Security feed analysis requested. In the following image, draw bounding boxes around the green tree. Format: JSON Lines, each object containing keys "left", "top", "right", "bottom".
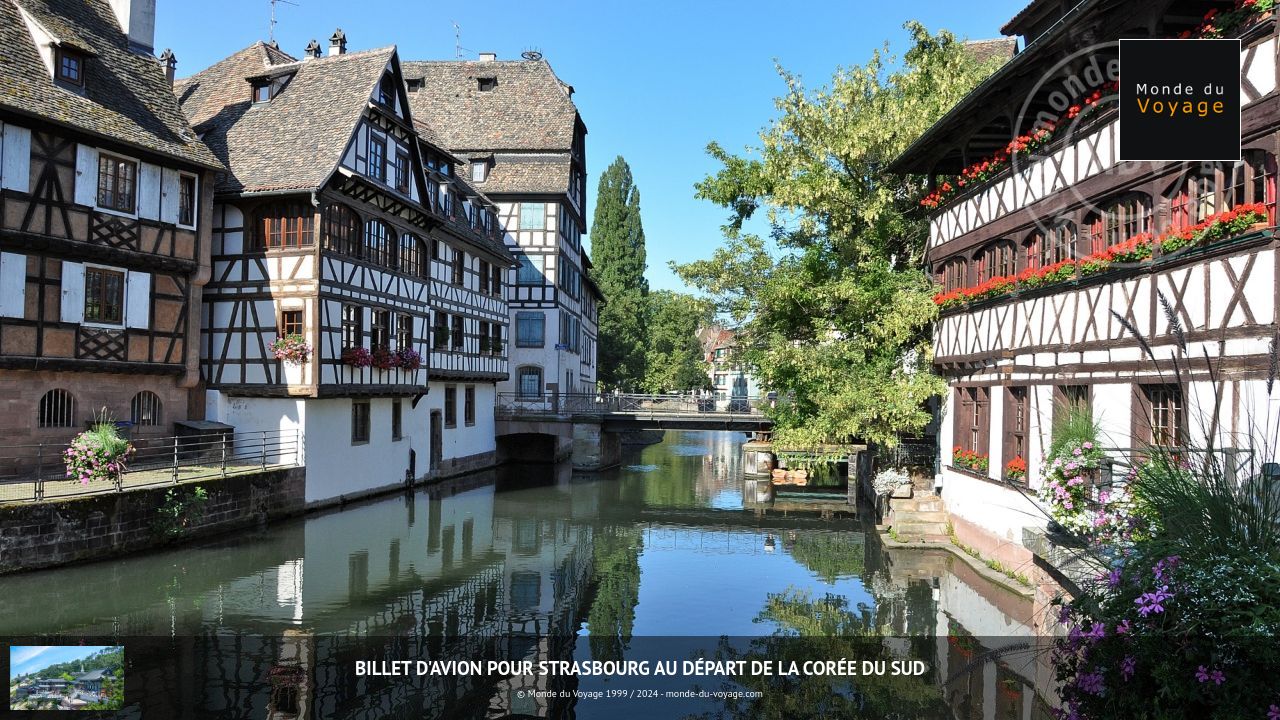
{"left": 674, "top": 23, "right": 1004, "bottom": 447}
{"left": 591, "top": 156, "right": 650, "bottom": 390}
{"left": 642, "top": 290, "right": 713, "bottom": 393}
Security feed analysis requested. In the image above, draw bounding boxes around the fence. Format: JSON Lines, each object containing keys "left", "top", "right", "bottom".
{"left": 495, "top": 392, "right": 771, "bottom": 418}
{"left": 0, "top": 429, "right": 303, "bottom": 503}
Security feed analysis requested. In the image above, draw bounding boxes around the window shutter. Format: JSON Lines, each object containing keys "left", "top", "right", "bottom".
{"left": 1171, "top": 188, "right": 1189, "bottom": 228}
{"left": 60, "top": 261, "right": 84, "bottom": 324}
{"left": 73, "top": 143, "right": 98, "bottom": 206}
{"left": 0, "top": 252, "right": 26, "bottom": 318}
{"left": 1, "top": 124, "right": 31, "bottom": 193}
{"left": 159, "top": 169, "right": 181, "bottom": 224}
{"left": 138, "top": 163, "right": 162, "bottom": 220}
{"left": 125, "top": 271, "right": 151, "bottom": 329}
{"left": 1089, "top": 215, "right": 1104, "bottom": 253}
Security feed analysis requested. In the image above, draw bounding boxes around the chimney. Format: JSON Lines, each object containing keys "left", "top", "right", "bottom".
{"left": 328, "top": 28, "right": 347, "bottom": 56}
{"left": 478, "top": 52, "right": 496, "bottom": 62}
{"left": 304, "top": 39, "right": 321, "bottom": 59}
{"left": 108, "top": 0, "right": 156, "bottom": 53}
{"left": 158, "top": 48, "right": 176, "bottom": 85}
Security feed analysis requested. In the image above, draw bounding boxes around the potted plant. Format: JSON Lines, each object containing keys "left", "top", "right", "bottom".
{"left": 64, "top": 411, "right": 135, "bottom": 486}
{"left": 341, "top": 346, "right": 372, "bottom": 368}
{"left": 271, "top": 334, "right": 311, "bottom": 366}
{"left": 395, "top": 347, "right": 422, "bottom": 370}
{"left": 1005, "top": 455, "right": 1027, "bottom": 483}
{"left": 371, "top": 347, "right": 396, "bottom": 370}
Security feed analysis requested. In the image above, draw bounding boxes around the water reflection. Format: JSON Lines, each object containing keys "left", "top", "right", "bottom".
{"left": 0, "top": 431, "right": 1052, "bottom": 718}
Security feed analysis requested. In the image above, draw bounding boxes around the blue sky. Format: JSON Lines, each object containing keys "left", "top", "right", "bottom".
{"left": 160, "top": 0, "right": 1026, "bottom": 292}
{"left": 9, "top": 646, "right": 114, "bottom": 680}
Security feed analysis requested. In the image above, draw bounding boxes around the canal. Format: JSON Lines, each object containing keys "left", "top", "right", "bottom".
{"left": 0, "top": 431, "right": 1052, "bottom": 719}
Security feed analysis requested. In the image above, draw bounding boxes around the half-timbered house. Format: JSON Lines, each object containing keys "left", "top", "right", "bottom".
{"left": 177, "top": 34, "right": 449, "bottom": 505}
{"left": 890, "top": 1, "right": 1280, "bottom": 549}
{"left": 0, "top": 0, "right": 220, "bottom": 448}
{"left": 403, "top": 53, "right": 603, "bottom": 401}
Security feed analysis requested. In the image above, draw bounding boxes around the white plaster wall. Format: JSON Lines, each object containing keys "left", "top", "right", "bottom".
{"left": 1093, "top": 382, "right": 1132, "bottom": 450}
{"left": 938, "top": 392, "right": 955, "bottom": 473}
{"left": 303, "top": 397, "right": 417, "bottom": 504}
{"left": 941, "top": 469, "right": 1047, "bottom": 545}
{"left": 205, "top": 391, "right": 306, "bottom": 465}
{"left": 988, "top": 387, "right": 1005, "bottom": 480}
{"left": 422, "top": 381, "right": 498, "bottom": 461}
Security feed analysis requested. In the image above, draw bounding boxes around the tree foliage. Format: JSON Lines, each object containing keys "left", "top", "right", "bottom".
{"left": 591, "top": 156, "right": 650, "bottom": 390}
{"left": 674, "top": 23, "right": 1004, "bottom": 446}
{"left": 642, "top": 290, "right": 714, "bottom": 393}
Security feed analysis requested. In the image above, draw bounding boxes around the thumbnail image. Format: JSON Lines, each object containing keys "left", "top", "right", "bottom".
{"left": 8, "top": 645, "right": 124, "bottom": 711}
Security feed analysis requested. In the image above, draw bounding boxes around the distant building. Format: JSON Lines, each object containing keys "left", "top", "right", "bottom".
{"left": 73, "top": 668, "right": 107, "bottom": 693}
{"left": 698, "top": 326, "right": 760, "bottom": 409}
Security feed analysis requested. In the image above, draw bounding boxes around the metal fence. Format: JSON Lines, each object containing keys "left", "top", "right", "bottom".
{"left": 0, "top": 429, "right": 303, "bottom": 503}
{"left": 495, "top": 392, "right": 771, "bottom": 418}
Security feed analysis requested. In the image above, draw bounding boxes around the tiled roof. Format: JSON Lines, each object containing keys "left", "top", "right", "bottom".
{"left": 401, "top": 59, "right": 581, "bottom": 152}
{"left": 964, "top": 38, "right": 1018, "bottom": 66}
{"left": 177, "top": 44, "right": 394, "bottom": 194}
{"left": 0, "top": 0, "right": 220, "bottom": 169}
{"left": 466, "top": 152, "right": 572, "bottom": 196}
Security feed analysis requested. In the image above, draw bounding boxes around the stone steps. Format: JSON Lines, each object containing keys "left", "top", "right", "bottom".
{"left": 888, "top": 491, "right": 949, "bottom": 542}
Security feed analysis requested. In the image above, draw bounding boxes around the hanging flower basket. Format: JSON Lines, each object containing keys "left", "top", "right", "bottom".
{"left": 395, "top": 347, "right": 422, "bottom": 370}
{"left": 271, "top": 334, "right": 312, "bottom": 366}
{"left": 371, "top": 347, "right": 397, "bottom": 370}
{"left": 341, "top": 347, "right": 372, "bottom": 368}
{"left": 64, "top": 420, "right": 135, "bottom": 485}
{"left": 952, "top": 446, "right": 989, "bottom": 473}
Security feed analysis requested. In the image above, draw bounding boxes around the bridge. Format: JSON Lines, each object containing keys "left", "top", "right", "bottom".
{"left": 493, "top": 393, "right": 775, "bottom": 471}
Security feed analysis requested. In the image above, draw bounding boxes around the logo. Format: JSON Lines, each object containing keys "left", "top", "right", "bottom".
{"left": 1119, "top": 39, "right": 1241, "bottom": 161}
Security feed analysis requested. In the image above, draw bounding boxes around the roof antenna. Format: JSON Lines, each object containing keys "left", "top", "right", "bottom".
{"left": 452, "top": 20, "right": 464, "bottom": 59}
{"left": 269, "top": 0, "right": 298, "bottom": 44}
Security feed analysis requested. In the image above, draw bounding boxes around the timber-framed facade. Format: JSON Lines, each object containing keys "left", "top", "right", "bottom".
{"left": 891, "top": 0, "right": 1280, "bottom": 545}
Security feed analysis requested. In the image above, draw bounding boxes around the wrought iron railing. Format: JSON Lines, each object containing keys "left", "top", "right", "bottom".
{"left": 0, "top": 428, "right": 303, "bottom": 503}
{"left": 495, "top": 392, "right": 772, "bottom": 419}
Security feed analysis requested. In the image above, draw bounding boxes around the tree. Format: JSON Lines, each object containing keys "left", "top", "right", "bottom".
{"left": 674, "top": 23, "right": 1005, "bottom": 447}
{"left": 591, "top": 156, "right": 649, "bottom": 390}
{"left": 642, "top": 291, "right": 714, "bottom": 393}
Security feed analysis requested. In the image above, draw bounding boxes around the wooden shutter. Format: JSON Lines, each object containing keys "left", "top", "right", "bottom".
{"left": 0, "top": 252, "right": 25, "bottom": 319}
{"left": 60, "top": 261, "right": 84, "bottom": 324}
{"left": 1171, "top": 185, "right": 1190, "bottom": 228}
{"left": 160, "top": 168, "right": 181, "bottom": 225}
{"left": 138, "top": 162, "right": 162, "bottom": 220}
{"left": 125, "top": 271, "right": 150, "bottom": 329}
{"left": 1, "top": 124, "right": 31, "bottom": 193}
{"left": 73, "top": 143, "right": 98, "bottom": 206}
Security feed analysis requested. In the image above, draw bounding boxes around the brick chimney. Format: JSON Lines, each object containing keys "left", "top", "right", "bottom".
{"left": 328, "top": 28, "right": 347, "bottom": 56}
{"left": 304, "top": 39, "right": 321, "bottom": 59}
{"left": 108, "top": 0, "right": 156, "bottom": 53}
{"left": 158, "top": 48, "right": 176, "bottom": 85}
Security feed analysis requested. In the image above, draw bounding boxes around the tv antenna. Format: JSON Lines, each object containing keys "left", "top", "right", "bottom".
{"left": 452, "top": 20, "right": 465, "bottom": 59}
{"left": 269, "top": 0, "right": 298, "bottom": 44}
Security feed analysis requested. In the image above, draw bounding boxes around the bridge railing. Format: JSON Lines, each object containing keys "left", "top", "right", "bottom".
{"left": 496, "top": 392, "right": 772, "bottom": 418}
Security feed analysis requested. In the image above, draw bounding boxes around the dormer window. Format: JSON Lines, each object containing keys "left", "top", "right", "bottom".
{"left": 378, "top": 74, "right": 396, "bottom": 107}
{"left": 253, "top": 81, "right": 272, "bottom": 103}
{"left": 477, "top": 77, "right": 497, "bottom": 92}
{"left": 471, "top": 160, "right": 487, "bottom": 182}
{"left": 55, "top": 47, "right": 84, "bottom": 87}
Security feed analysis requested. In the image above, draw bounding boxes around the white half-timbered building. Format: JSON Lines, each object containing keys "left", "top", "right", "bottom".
{"left": 0, "top": 0, "right": 220, "bottom": 453}
{"left": 178, "top": 33, "right": 459, "bottom": 505}
{"left": 404, "top": 53, "right": 603, "bottom": 402}
{"left": 891, "top": 0, "right": 1280, "bottom": 548}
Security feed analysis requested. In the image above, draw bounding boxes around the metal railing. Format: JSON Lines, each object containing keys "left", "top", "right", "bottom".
{"left": 0, "top": 428, "right": 303, "bottom": 503}
{"left": 495, "top": 392, "right": 772, "bottom": 419}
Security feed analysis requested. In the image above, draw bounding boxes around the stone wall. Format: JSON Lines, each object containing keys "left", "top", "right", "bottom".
{"left": 0, "top": 467, "right": 305, "bottom": 574}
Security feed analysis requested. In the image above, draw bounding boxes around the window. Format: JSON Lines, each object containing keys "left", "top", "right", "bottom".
{"left": 1231, "top": 150, "right": 1277, "bottom": 222}
{"left": 444, "top": 386, "right": 457, "bottom": 428}
{"left": 391, "top": 399, "right": 402, "bottom": 441}
{"left": 364, "top": 221, "right": 393, "bottom": 267}
{"left": 371, "top": 309, "right": 391, "bottom": 350}
{"left": 516, "top": 312, "right": 545, "bottom": 347}
{"left": 84, "top": 266, "right": 125, "bottom": 325}
{"left": 518, "top": 203, "right": 545, "bottom": 230}
{"left": 516, "top": 254, "right": 544, "bottom": 285}
{"left": 977, "top": 241, "right": 1016, "bottom": 281}
{"left": 396, "top": 314, "right": 413, "bottom": 350}
{"left": 477, "top": 77, "right": 497, "bottom": 92}
{"left": 394, "top": 151, "right": 410, "bottom": 194}
{"left": 1028, "top": 222, "right": 1075, "bottom": 269}
{"left": 55, "top": 47, "right": 84, "bottom": 86}
{"left": 938, "top": 258, "right": 967, "bottom": 293}
{"left": 258, "top": 202, "right": 314, "bottom": 248}
{"left": 1170, "top": 171, "right": 1216, "bottom": 228}
{"left": 715, "top": 374, "right": 726, "bottom": 387}
{"left": 471, "top": 161, "right": 487, "bottom": 182}
{"left": 400, "top": 233, "right": 426, "bottom": 277}
{"left": 464, "top": 386, "right": 476, "bottom": 426}
{"left": 368, "top": 135, "right": 386, "bottom": 182}
{"left": 279, "top": 309, "right": 303, "bottom": 337}
{"left": 378, "top": 73, "right": 396, "bottom": 107}
{"left": 96, "top": 154, "right": 137, "bottom": 213}
{"left": 432, "top": 239, "right": 444, "bottom": 261}
{"left": 433, "top": 312, "right": 449, "bottom": 350}
{"left": 341, "top": 305, "right": 363, "bottom": 349}
{"left": 1143, "top": 385, "right": 1184, "bottom": 447}
{"left": 252, "top": 82, "right": 272, "bottom": 103}
{"left": 1004, "top": 387, "right": 1028, "bottom": 480}
{"left": 130, "top": 391, "right": 162, "bottom": 427}
{"left": 491, "top": 264, "right": 503, "bottom": 296}
{"left": 1088, "top": 194, "right": 1149, "bottom": 253}
{"left": 479, "top": 260, "right": 491, "bottom": 294}
{"left": 322, "top": 203, "right": 361, "bottom": 256}
{"left": 452, "top": 250, "right": 465, "bottom": 285}
{"left": 351, "top": 400, "right": 370, "bottom": 444}
{"left": 954, "top": 386, "right": 989, "bottom": 458}
{"left": 516, "top": 366, "right": 543, "bottom": 399}
{"left": 559, "top": 314, "right": 580, "bottom": 353}
{"left": 451, "top": 315, "right": 464, "bottom": 350}
{"left": 38, "top": 389, "right": 76, "bottom": 428}
{"left": 178, "top": 175, "right": 196, "bottom": 226}
{"left": 558, "top": 256, "right": 582, "bottom": 299}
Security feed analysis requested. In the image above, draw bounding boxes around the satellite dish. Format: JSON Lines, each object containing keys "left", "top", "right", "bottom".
{"left": 521, "top": 50, "right": 543, "bottom": 61}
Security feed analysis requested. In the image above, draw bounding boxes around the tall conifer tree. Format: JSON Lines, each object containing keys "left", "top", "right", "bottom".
{"left": 591, "top": 156, "right": 649, "bottom": 390}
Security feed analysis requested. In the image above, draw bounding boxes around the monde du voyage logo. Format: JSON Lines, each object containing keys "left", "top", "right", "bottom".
{"left": 1119, "top": 38, "right": 1241, "bottom": 162}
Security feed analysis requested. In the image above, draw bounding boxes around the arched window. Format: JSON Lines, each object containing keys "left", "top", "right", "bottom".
{"left": 130, "top": 391, "right": 162, "bottom": 426}
{"left": 516, "top": 365, "right": 543, "bottom": 399}
{"left": 1230, "top": 150, "right": 1277, "bottom": 222}
{"left": 937, "top": 258, "right": 967, "bottom": 292}
{"left": 400, "top": 233, "right": 426, "bottom": 277}
{"left": 321, "top": 203, "right": 361, "bottom": 256}
{"left": 257, "top": 202, "right": 314, "bottom": 248}
{"left": 976, "top": 240, "right": 1016, "bottom": 282}
{"left": 1169, "top": 170, "right": 1217, "bottom": 228}
{"left": 364, "top": 220, "right": 393, "bottom": 267}
{"left": 1026, "top": 222, "right": 1075, "bottom": 269}
{"left": 1086, "top": 193, "right": 1150, "bottom": 254}
{"left": 38, "top": 389, "right": 75, "bottom": 428}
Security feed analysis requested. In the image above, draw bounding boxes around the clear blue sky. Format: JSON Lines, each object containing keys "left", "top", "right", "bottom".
{"left": 159, "top": 0, "right": 1026, "bottom": 292}
{"left": 10, "top": 646, "right": 113, "bottom": 679}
